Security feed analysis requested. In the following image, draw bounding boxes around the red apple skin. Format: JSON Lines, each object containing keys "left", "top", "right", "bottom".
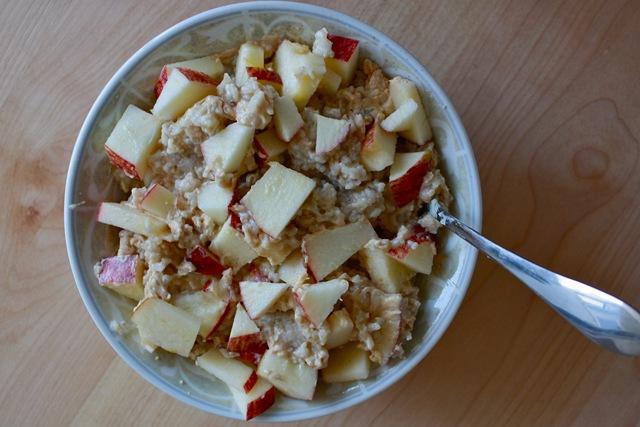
{"left": 327, "top": 34, "right": 359, "bottom": 61}
{"left": 388, "top": 225, "right": 436, "bottom": 258}
{"left": 98, "top": 255, "right": 139, "bottom": 284}
{"left": 389, "top": 159, "right": 431, "bottom": 207}
{"left": 154, "top": 66, "right": 169, "bottom": 98}
{"left": 246, "top": 67, "right": 282, "bottom": 84}
{"left": 360, "top": 122, "right": 376, "bottom": 150}
{"left": 188, "top": 246, "right": 226, "bottom": 277}
{"left": 154, "top": 66, "right": 218, "bottom": 98}
{"left": 205, "top": 301, "right": 231, "bottom": 340}
{"left": 245, "top": 386, "right": 276, "bottom": 420}
{"left": 253, "top": 139, "right": 269, "bottom": 168}
{"left": 227, "top": 332, "right": 268, "bottom": 354}
{"left": 238, "top": 351, "right": 264, "bottom": 365}
{"left": 105, "top": 145, "right": 141, "bottom": 180}
{"left": 244, "top": 370, "right": 259, "bottom": 393}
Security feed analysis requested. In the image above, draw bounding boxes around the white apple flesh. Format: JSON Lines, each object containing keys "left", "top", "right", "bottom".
{"left": 227, "top": 303, "right": 268, "bottom": 357}
{"left": 380, "top": 99, "right": 418, "bottom": 132}
{"left": 132, "top": 298, "right": 200, "bottom": 357}
{"left": 196, "top": 348, "right": 258, "bottom": 392}
{"left": 173, "top": 290, "right": 229, "bottom": 338}
{"left": 388, "top": 151, "right": 431, "bottom": 207}
{"left": 360, "top": 121, "right": 396, "bottom": 172}
{"left": 322, "top": 342, "right": 370, "bottom": 383}
{"left": 239, "top": 281, "right": 290, "bottom": 319}
{"left": 241, "top": 162, "right": 315, "bottom": 238}
{"left": 389, "top": 77, "right": 432, "bottom": 144}
{"left": 211, "top": 218, "right": 258, "bottom": 269}
{"left": 197, "top": 181, "right": 234, "bottom": 224}
{"left": 151, "top": 68, "right": 218, "bottom": 121}
{"left": 278, "top": 250, "right": 308, "bottom": 286}
{"left": 104, "top": 104, "right": 162, "bottom": 180}
{"left": 387, "top": 227, "right": 436, "bottom": 274}
{"left": 97, "top": 255, "right": 144, "bottom": 301}
{"left": 201, "top": 122, "right": 255, "bottom": 173}
{"left": 254, "top": 128, "right": 288, "bottom": 164}
{"left": 315, "top": 114, "right": 350, "bottom": 154}
{"left": 360, "top": 245, "right": 415, "bottom": 293}
{"left": 235, "top": 43, "right": 265, "bottom": 85}
{"left": 140, "top": 183, "right": 175, "bottom": 219}
{"left": 325, "top": 34, "right": 360, "bottom": 86}
{"left": 97, "top": 202, "right": 170, "bottom": 238}
{"left": 317, "top": 69, "right": 342, "bottom": 95}
{"left": 295, "top": 279, "right": 348, "bottom": 327}
{"left": 274, "top": 40, "right": 326, "bottom": 109}
{"left": 325, "top": 309, "right": 354, "bottom": 349}
{"left": 257, "top": 349, "right": 318, "bottom": 400}
{"left": 273, "top": 95, "right": 304, "bottom": 142}
{"left": 228, "top": 378, "right": 276, "bottom": 420}
{"left": 155, "top": 55, "right": 223, "bottom": 98}
{"left": 302, "top": 220, "right": 376, "bottom": 281}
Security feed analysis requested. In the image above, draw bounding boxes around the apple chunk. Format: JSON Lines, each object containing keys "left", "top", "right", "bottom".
{"left": 273, "top": 96, "right": 304, "bottom": 142}
{"left": 322, "top": 342, "right": 370, "bottom": 383}
{"left": 97, "top": 202, "right": 170, "bottom": 238}
{"left": 325, "top": 309, "right": 354, "bottom": 349}
{"left": 389, "top": 77, "right": 432, "bottom": 144}
{"left": 155, "top": 55, "right": 223, "bottom": 98}
{"left": 197, "top": 181, "right": 234, "bottom": 224}
{"left": 140, "top": 183, "right": 175, "bottom": 218}
{"left": 274, "top": 40, "right": 326, "bottom": 109}
{"left": 211, "top": 218, "right": 258, "bottom": 269}
{"left": 254, "top": 128, "right": 287, "bottom": 163}
{"left": 227, "top": 303, "right": 268, "bottom": 358}
{"left": 187, "top": 245, "right": 226, "bottom": 277}
{"left": 132, "top": 298, "right": 199, "bottom": 357}
{"left": 302, "top": 221, "right": 376, "bottom": 281}
{"left": 360, "top": 121, "right": 396, "bottom": 172}
{"left": 389, "top": 151, "right": 431, "bottom": 207}
{"left": 152, "top": 68, "right": 217, "bottom": 121}
{"left": 295, "top": 279, "right": 348, "bottom": 327}
{"left": 360, "top": 245, "right": 415, "bottom": 293}
{"left": 241, "top": 162, "right": 315, "bottom": 238}
{"left": 239, "top": 281, "right": 289, "bottom": 319}
{"left": 387, "top": 226, "right": 436, "bottom": 274}
{"left": 104, "top": 104, "right": 162, "bottom": 180}
{"left": 278, "top": 250, "right": 308, "bottom": 286}
{"left": 202, "top": 122, "right": 255, "bottom": 173}
{"left": 325, "top": 34, "right": 360, "bottom": 86}
{"left": 174, "top": 290, "right": 229, "bottom": 338}
{"left": 315, "top": 114, "right": 350, "bottom": 154}
{"left": 196, "top": 348, "right": 258, "bottom": 392}
{"left": 235, "top": 43, "right": 265, "bottom": 85}
{"left": 97, "top": 255, "right": 144, "bottom": 301}
{"left": 380, "top": 99, "right": 418, "bottom": 132}
{"left": 247, "top": 67, "right": 282, "bottom": 92}
{"left": 257, "top": 349, "right": 318, "bottom": 400}
{"left": 317, "top": 69, "right": 342, "bottom": 96}
{"left": 228, "top": 378, "right": 276, "bottom": 420}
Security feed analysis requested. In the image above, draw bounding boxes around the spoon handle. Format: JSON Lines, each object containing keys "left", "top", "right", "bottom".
{"left": 429, "top": 200, "right": 640, "bottom": 357}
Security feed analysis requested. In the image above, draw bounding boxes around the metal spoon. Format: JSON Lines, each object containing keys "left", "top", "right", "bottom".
{"left": 429, "top": 200, "right": 640, "bottom": 357}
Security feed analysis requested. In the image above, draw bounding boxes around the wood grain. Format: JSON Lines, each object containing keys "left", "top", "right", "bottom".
{"left": 1, "top": 0, "right": 639, "bottom": 426}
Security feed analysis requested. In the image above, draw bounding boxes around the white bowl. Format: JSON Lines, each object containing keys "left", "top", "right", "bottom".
{"left": 64, "top": 1, "right": 482, "bottom": 422}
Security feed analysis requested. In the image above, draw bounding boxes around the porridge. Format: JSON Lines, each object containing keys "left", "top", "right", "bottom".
{"left": 95, "top": 28, "right": 450, "bottom": 419}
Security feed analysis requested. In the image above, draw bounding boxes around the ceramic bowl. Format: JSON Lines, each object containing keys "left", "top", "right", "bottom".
{"left": 64, "top": 1, "right": 481, "bottom": 422}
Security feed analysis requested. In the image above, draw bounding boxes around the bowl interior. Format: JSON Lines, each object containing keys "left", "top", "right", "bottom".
{"left": 65, "top": 3, "right": 481, "bottom": 422}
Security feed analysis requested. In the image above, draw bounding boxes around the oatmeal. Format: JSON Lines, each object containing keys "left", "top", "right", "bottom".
{"left": 95, "top": 28, "right": 450, "bottom": 419}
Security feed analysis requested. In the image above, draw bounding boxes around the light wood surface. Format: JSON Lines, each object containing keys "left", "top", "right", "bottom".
{"left": 2, "top": 0, "right": 639, "bottom": 426}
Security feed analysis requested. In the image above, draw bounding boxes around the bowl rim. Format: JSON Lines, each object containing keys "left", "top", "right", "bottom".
{"left": 64, "top": 1, "right": 482, "bottom": 422}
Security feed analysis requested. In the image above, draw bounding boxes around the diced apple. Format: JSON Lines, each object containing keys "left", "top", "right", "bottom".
{"left": 97, "top": 202, "right": 170, "bottom": 238}
{"left": 257, "top": 349, "right": 318, "bottom": 400}
{"left": 317, "top": 68, "right": 342, "bottom": 96}
{"left": 278, "top": 250, "right": 308, "bottom": 286}
{"left": 155, "top": 55, "right": 224, "bottom": 98}
{"left": 247, "top": 67, "right": 282, "bottom": 92}
{"left": 302, "top": 221, "right": 376, "bottom": 281}
{"left": 274, "top": 40, "right": 326, "bottom": 109}
{"left": 325, "top": 34, "right": 359, "bottom": 86}
{"left": 273, "top": 96, "right": 304, "bottom": 142}
{"left": 239, "top": 281, "right": 289, "bottom": 319}
{"left": 196, "top": 348, "right": 258, "bottom": 392}
{"left": 174, "top": 290, "right": 229, "bottom": 338}
{"left": 315, "top": 114, "right": 350, "bottom": 154}
{"left": 140, "top": 183, "right": 175, "bottom": 218}
{"left": 389, "top": 77, "right": 432, "bottom": 144}
{"left": 241, "top": 162, "right": 315, "bottom": 238}
{"left": 97, "top": 255, "right": 144, "bottom": 301}
{"left": 295, "top": 279, "right": 348, "bottom": 327}
{"left": 227, "top": 303, "right": 268, "bottom": 357}
{"left": 211, "top": 218, "right": 258, "bottom": 269}
{"left": 228, "top": 378, "right": 276, "bottom": 420}
{"left": 254, "top": 129, "right": 288, "bottom": 164}
{"left": 387, "top": 226, "right": 436, "bottom": 274}
{"left": 151, "top": 68, "right": 217, "bottom": 121}
{"left": 325, "top": 309, "right": 354, "bottom": 349}
{"left": 198, "top": 181, "right": 234, "bottom": 224}
{"left": 389, "top": 151, "right": 431, "bottom": 207}
{"left": 201, "top": 122, "right": 255, "bottom": 173}
{"left": 360, "top": 245, "right": 415, "bottom": 293}
{"left": 187, "top": 245, "right": 226, "bottom": 277}
{"left": 104, "top": 104, "right": 162, "bottom": 180}
{"left": 380, "top": 99, "right": 418, "bottom": 132}
{"left": 235, "top": 43, "right": 265, "bottom": 85}
{"left": 322, "top": 342, "right": 370, "bottom": 383}
{"left": 132, "top": 298, "right": 199, "bottom": 357}
{"left": 360, "top": 121, "right": 396, "bottom": 172}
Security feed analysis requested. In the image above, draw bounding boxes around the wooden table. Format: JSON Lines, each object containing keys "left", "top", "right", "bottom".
{"left": 2, "top": 0, "right": 639, "bottom": 425}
